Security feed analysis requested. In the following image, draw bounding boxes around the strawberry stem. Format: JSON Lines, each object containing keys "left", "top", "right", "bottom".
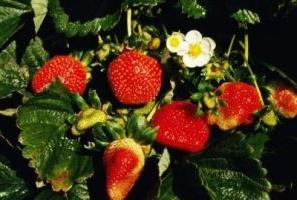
{"left": 243, "top": 34, "right": 265, "bottom": 106}
{"left": 88, "top": 90, "right": 102, "bottom": 109}
{"left": 244, "top": 34, "right": 249, "bottom": 66}
{"left": 81, "top": 50, "right": 95, "bottom": 67}
{"left": 137, "top": 24, "right": 143, "bottom": 36}
{"left": 73, "top": 93, "right": 89, "bottom": 110}
{"left": 226, "top": 34, "right": 236, "bottom": 58}
{"left": 147, "top": 102, "right": 160, "bottom": 121}
{"left": 127, "top": 9, "right": 132, "bottom": 37}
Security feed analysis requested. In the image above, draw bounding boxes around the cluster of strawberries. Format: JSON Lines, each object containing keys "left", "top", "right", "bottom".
{"left": 31, "top": 50, "right": 297, "bottom": 200}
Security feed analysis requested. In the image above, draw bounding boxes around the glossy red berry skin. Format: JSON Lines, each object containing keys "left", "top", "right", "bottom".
{"left": 269, "top": 84, "right": 297, "bottom": 118}
{"left": 152, "top": 101, "right": 210, "bottom": 153}
{"left": 208, "top": 82, "right": 263, "bottom": 130}
{"left": 31, "top": 55, "right": 87, "bottom": 94}
{"left": 103, "top": 138, "right": 144, "bottom": 200}
{"left": 107, "top": 50, "right": 162, "bottom": 105}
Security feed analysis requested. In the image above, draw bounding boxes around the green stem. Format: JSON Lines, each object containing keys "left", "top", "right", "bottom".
{"left": 81, "top": 50, "right": 95, "bottom": 67}
{"left": 73, "top": 93, "right": 89, "bottom": 110}
{"left": 147, "top": 102, "right": 160, "bottom": 121}
{"left": 137, "top": 24, "right": 143, "bottom": 36}
{"left": 127, "top": 9, "right": 132, "bottom": 37}
{"left": 244, "top": 34, "right": 249, "bottom": 67}
{"left": 226, "top": 34, "right": 236, "bottom": 58}
{"left": 244, "top": 34, "right": 265, "bottom": 106}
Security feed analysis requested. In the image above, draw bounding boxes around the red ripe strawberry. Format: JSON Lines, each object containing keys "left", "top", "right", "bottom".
{"left": 107, "top": 50, "right": 162, "bottom": 105}
{"left": 268, "top": 84, "right": 297, "bottom": 118}
{"left": 103, "top": 138, "right": 144, "bottom": 200}
{"left": 151, "top": 101, "right": 210, "bottom": 153}
{"left": 207, "top": 82, "right": 263, "bottom": 130}
{"left": 31, "top": 55, "right": 87, "bottom": 94}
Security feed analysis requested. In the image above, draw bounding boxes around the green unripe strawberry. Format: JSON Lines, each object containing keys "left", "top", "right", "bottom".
{"left": 261, "top": 110, "right": 277, "bottom": 127}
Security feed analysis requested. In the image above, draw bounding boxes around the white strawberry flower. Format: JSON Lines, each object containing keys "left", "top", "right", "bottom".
{"left": 178, "top": 30, "right": 216, "bottom": 68}
{"left": 166, "top": 32, "right": 185, "bottom": 53}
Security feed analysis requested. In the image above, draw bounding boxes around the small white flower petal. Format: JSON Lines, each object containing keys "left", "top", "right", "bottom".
{"left": 194, "top": 53, "right": 211, "bottom": 67}
{"left": 166, "top": 32, "right": 185, "bottom": 53}
{"left": 204, "top": 37, "right": 216, "bottom": 50}
{"left": 183, "top": 54, "right": 198, "bottom": 68}
{"left": 185, "top": 30, "right": 202, "bottom": 43}
{"left": 183, "top": 53, "right": 211, "bottom": 68}
{"left": 200, "top": 39, "right": 211, "bottom": 54}
{"left": 177, "top": 41, "right": 188, "bottom": 56}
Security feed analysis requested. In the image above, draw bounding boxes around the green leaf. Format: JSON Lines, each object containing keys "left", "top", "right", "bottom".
{"left": 0, "top": 42, "right": 29, "bottom": 98}
{"left": 176, "top": 159, "right": 271, "bottom": 200}
{"left": 133, "top": 102, "right": 156, "bottom": 115}
{"left": 196, "top": 158, "right": 271, "bottom": 200}
{"left": 92, "top": 120, "right": 126, "bottom": 148}
{"left": 48, "top": 0, "right": 121, "bottom": 38}
{"left": 122, "top": 0, "right": 165, "bottom": 8}
{"left": 158, "top": 148, "right": 170, "bottom": 177}
{"left": 231, "top": 9, "right": 260, "bottom": 26}
{"left": 126, "top": 114, "right": 156, "bottom": 144}
{"left": 17, "top": 82, "right": 93, "bottom": 192}
{"left": 162, "top": 79, "right": 176, "bottom": 104}
{"left": 31, "top": 0, "right": 48, "bottom": 33}
{"left": 158, "top": 173, "right": 179, "bottom": 200}
{"left": 177, "top": 0, "right": 206, "bottom": 19}
{"left": 21, "top": 36, "right": 49, "bottom": 77}
{"left": 0, "top": 0, "right": 31, "bottom": 48}
{"left": 245, "top": 133, "right": 269, "bottom": 159}
{"left": 0, "top": 161, "right": 30, "bottom": 200}
{"left": 35, "top": 182, "right": 90, "bottom": 200}
{"left": 203, "top": 133, "right": 254, "bottom": 158}
{"left": 184, "top": 132, "right": 271, "bottom": 199}
{"left": 88, "top": 90, "right": 101, "bottom": 109}
{"left": 203, "top": 132, "right": 268, "bottom": 159}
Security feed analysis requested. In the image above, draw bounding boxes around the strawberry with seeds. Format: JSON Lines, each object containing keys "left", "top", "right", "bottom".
{"left": 95, "top": 115, "right": 156, "bottom": 200}
{"left": 268, "top": 83, "right": 297, "bottom": 118}
{"left": 103, "top": 138, "right": 144, "bottom": 200}
{"left": 152, "top": 101, "right": 210, "bottom": 153}
{"left": 32, "top": 55, "right": 90, "bottom": 94}
{"left": 207, "top": 82, "right": 263, "bottom": 130}
{"left": 108, "top": 50, "right": 162, "bottom": 105}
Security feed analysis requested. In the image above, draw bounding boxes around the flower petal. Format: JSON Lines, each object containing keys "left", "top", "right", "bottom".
{"left": 204, "top": 37, "right": 216, "bottom": 50}
{"left": 194, "top": 54, "right": 211, "bottom": 67}
{"left": 200, "top": 39, "right": 211, "bottom": 54}
{"left": 183, "top": 53, "right": 210, "bottom": 68}
{"left": 166, "top": 32, "right": 185, "bottom": 53}
{"left": 183, "top": 54, "right": 198, "bottom": 68}
{"left": 185, "top": 30, "right": 202, "bottom": 43}
{"left": 177, "top": 41, "right": 188, "bottom": 56}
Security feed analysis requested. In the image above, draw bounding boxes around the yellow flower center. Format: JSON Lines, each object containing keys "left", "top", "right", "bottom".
{"left": 188, "top": 43, "right": 202, "bottom": 58}
{"left": 168, "top": 35, "right": 181, "bottom": 48}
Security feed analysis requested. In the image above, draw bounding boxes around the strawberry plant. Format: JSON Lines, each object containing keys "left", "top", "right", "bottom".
{"left": 1, "top": 0, "right": 297, "bottom": 199}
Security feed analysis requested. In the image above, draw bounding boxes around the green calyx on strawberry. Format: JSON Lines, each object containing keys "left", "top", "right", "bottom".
{"left": 202, "top": 60, "right": 230, "bottom": 81}
{"left": 31, "top": 52, "right": 94, "bottom": 95}
{"left": 72, "top": 108, "right": 107, "bottom": 136}
{"left": 107, "top": 50, "right": 162, "bottom": 105}
{"left": 207, "top": 81, "right": 263, "bottom": 130}
{"left": 92, "top": 114, "right": 156, "bottom": 200}
{"left": 71, "top": 90, "right": 107, "bottom": 136}
{"left": 92, "top": 114, "right": 156, "bottom": 148}
{"left": 267, "top": 83, "right": 297, "bottom": 118}
{"left": 103, "top": 138, "right": 145, "bottom": 200}
{"left": 151, "top": 101, "right": 210, "bottom": 153}
{"left": 261, "top": 109, "right": 278, "bottom": 127}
